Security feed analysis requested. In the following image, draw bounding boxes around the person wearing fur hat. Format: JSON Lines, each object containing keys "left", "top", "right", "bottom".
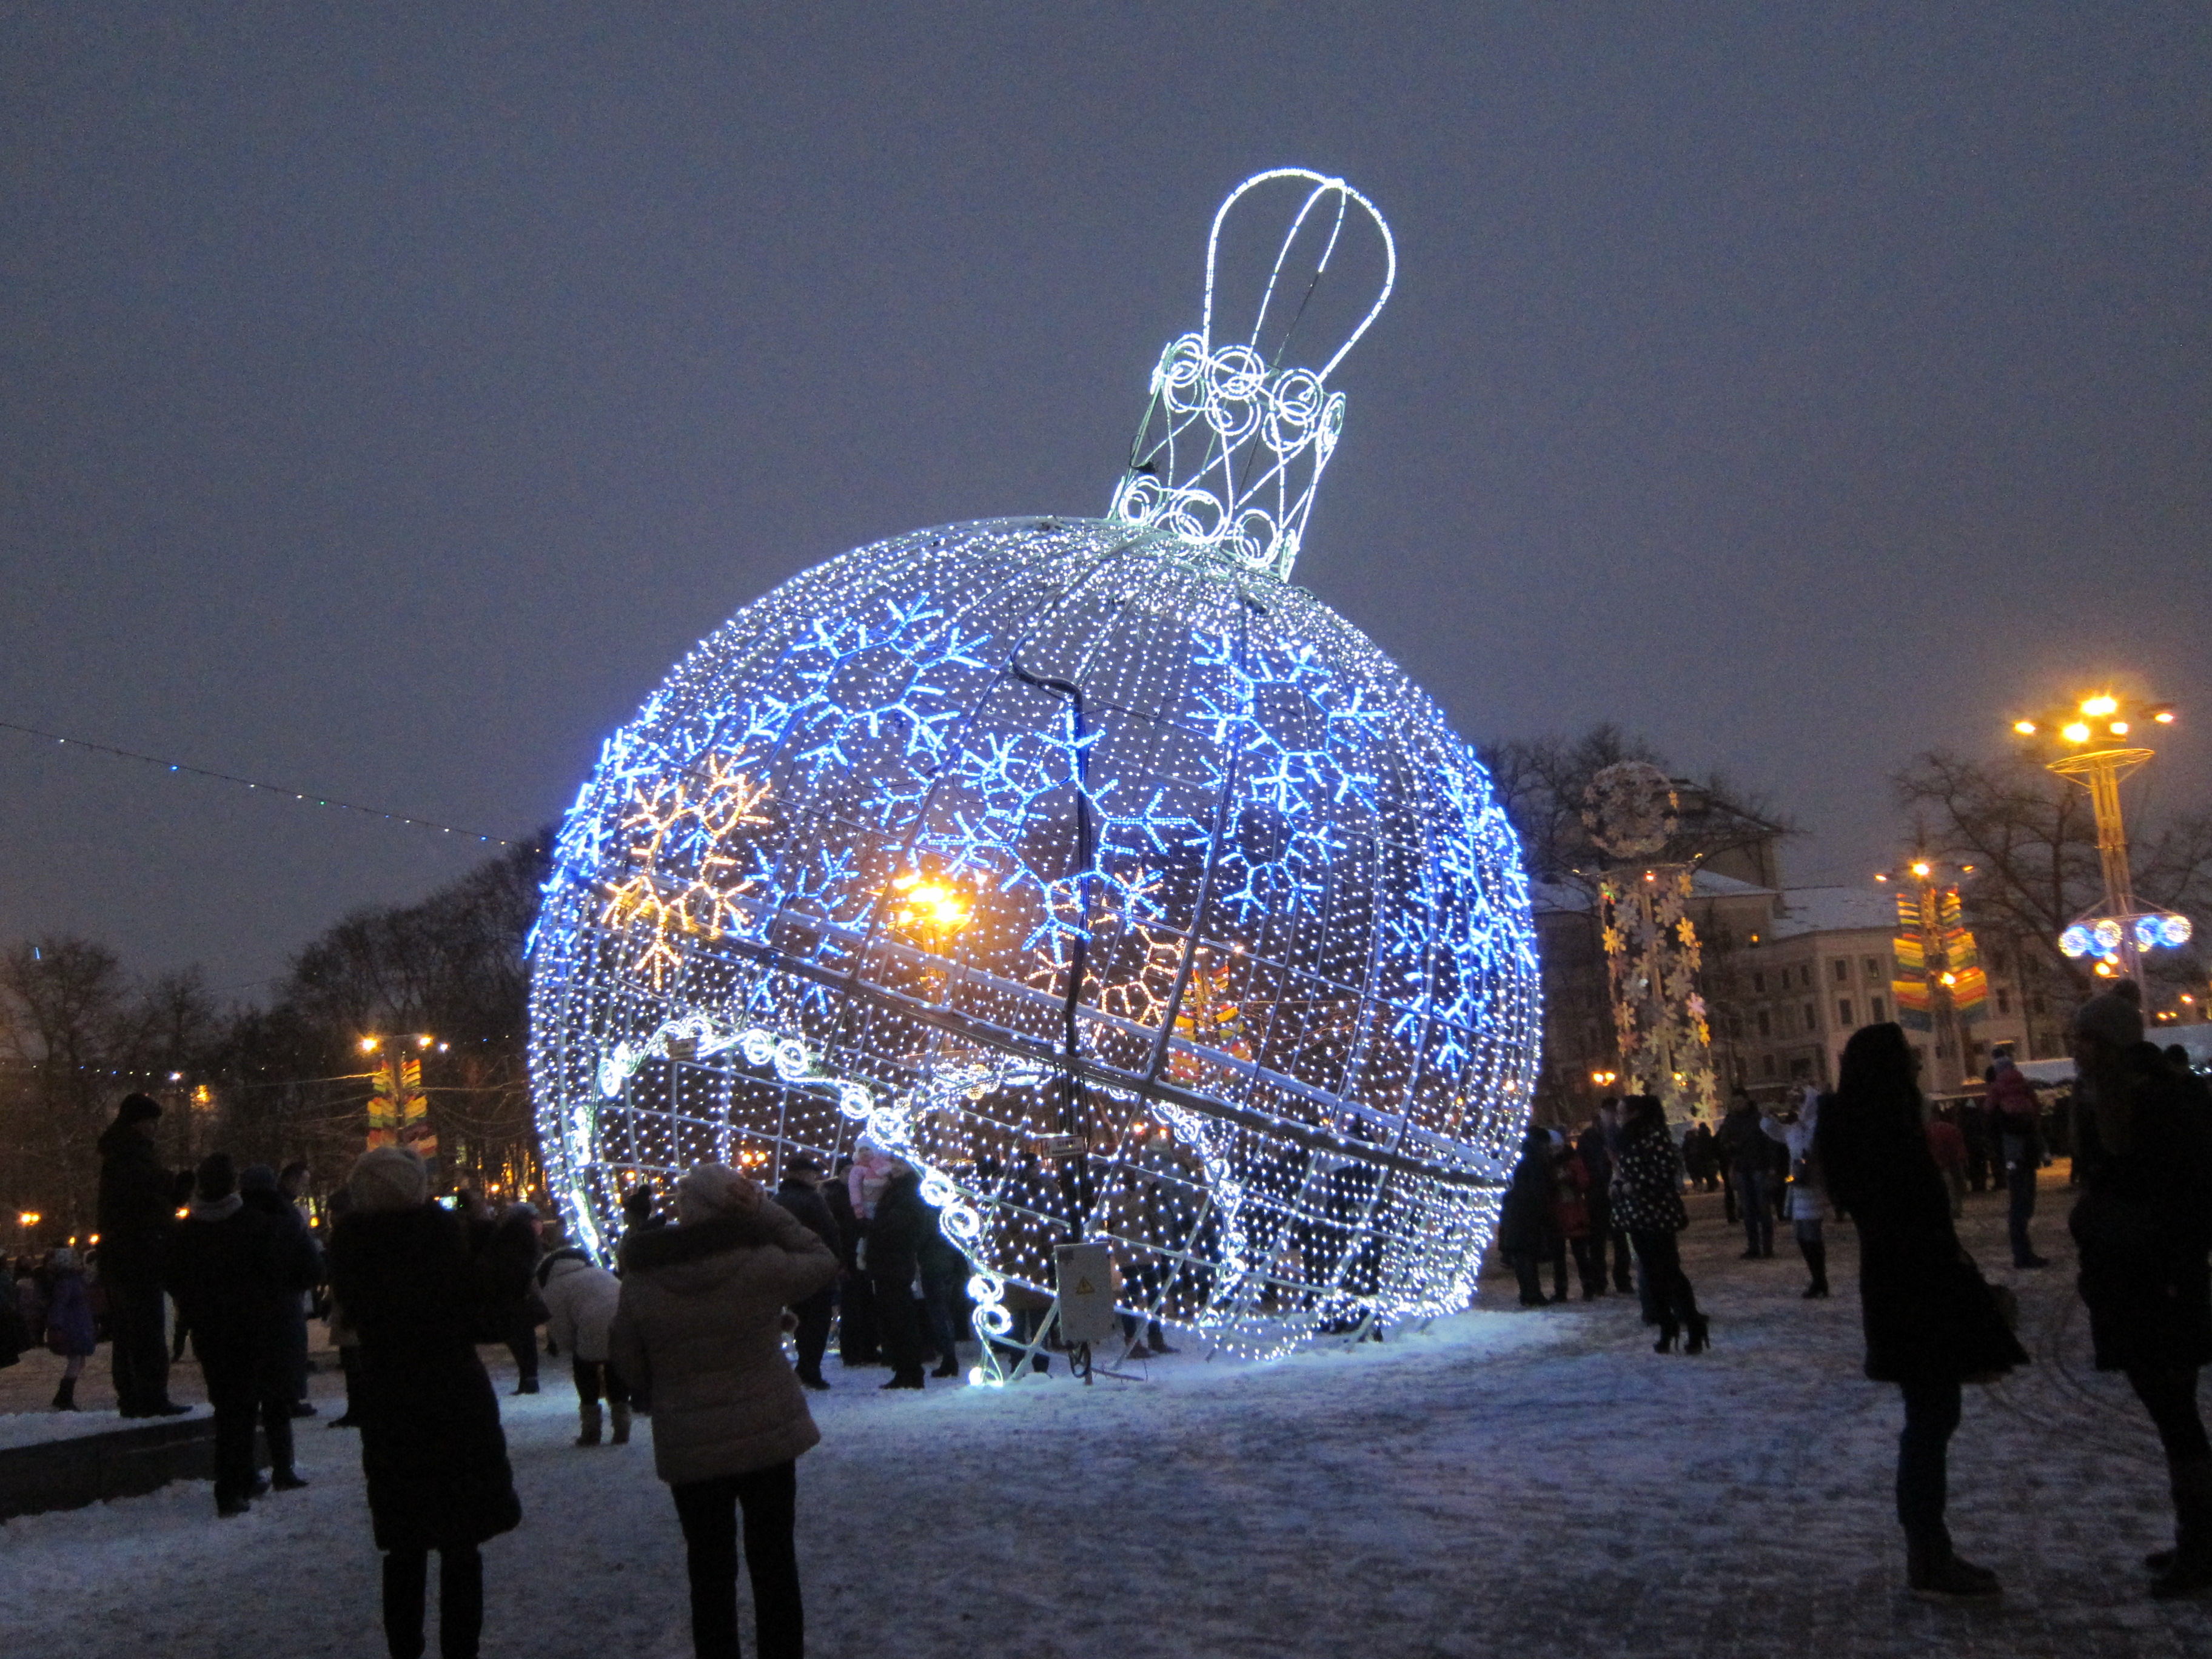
{"left": 2068, "top": 988, "right": 2212, "bottom": 1598}
{"left": 95, "top": 1092, "right": 189, "bottom": 1417}
{"left": 327, "top": 1147, "right": 521, "bottom": 1659}
{"left": 611, "top": 1162, "right": 839, "bottom": 1659}
{"left": 537, "top": 1235, "right": 629, "bottom": 1446}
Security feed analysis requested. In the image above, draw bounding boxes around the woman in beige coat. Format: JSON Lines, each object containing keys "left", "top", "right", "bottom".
{"left": 611, "top": 1163, "right": 839, "bottom": 1659}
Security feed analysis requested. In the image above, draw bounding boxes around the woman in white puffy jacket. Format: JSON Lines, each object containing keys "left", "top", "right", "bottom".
{"left": 537, "top": 1245, "right": 628, "bottom": 1446}
{"left": 1762, "top": 1085, "right": 1830, "bottom": 1298}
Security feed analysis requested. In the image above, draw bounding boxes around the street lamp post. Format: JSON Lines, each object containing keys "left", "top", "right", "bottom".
{"left": 2011, "top": 692, "right": 2190, "bottom": 982}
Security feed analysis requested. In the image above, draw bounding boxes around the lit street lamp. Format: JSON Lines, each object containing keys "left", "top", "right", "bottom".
{"left": 2010, "top": 691, "right": 2190, "bottom": 980}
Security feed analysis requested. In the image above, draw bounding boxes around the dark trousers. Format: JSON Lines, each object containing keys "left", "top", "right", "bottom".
{"left": 671, "top": 1461, "right": 802, "bottom": 1659}
{"left": 382, "top": 1544, "right": 482, "bottom": 1659}
{"left": 1735, "top": 1167, "right": 1774, "bottom": 1255}
{"left": 1897, "top": 1375, "right": 1962, "bottom": 1544}
{"left": 1569, "top": 1233, "right": 1605, "bottom": 1293}
{"left": 572, "top": 1356, "right": 631, "bottom": 1408}
{"left": 791, "top": 1286, "right": 833, "bottom": 1381}
{"left": 2127, "top": 1366, "right": 2212, "bottom": 1464}
{"left": 1606, "top": 1224, "right": 1635, "bottom": 1292}
{"left": 837, "top": 1271, "right": 879, "bottom": 1364}
{"left": 504, "top": 1311, "right": 540, "bottom": 1385}
{"left": 1506, "top": 1250, "right": 1547, "bottom": 1304}
{"left": 919, "top": 1271, "right": 964, "bottom": 1362}
{"left": 1626, "top": 1228, "right": 1701, "bottom": 1333}
{"left": 203, "top": 1351, "right": 296, "bottom": 1500}
{"left": 106, "top": 1277, "right": 171, "bottom": 1413}
{"left": 872, "top": 1272, "right": 923, "bottom": 1376}
{"left": 2004, "top": 1139, "right": 2039, "bottom": 1262}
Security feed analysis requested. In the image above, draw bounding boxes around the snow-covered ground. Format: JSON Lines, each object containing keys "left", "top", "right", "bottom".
{"left": 3, "top": 1173, "right": 2207, "bottom": 1657}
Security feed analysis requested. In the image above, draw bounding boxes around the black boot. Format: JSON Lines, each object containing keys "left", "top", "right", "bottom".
{"left": 880, "top": 1369, "right": 926, "bottom": 1390}
{"left": 1653, "top": 1322, "right": 1679, "bottom": 1354}
{"left": 1800, "top": 1238, "right": 1830, "bottom": 1298}
{"left": 2151, "top": 1458, "right": 2212, "bottom": 1599}
{"left": 51, "top": 1376, "right": 78, "bottom": 1412}
{"left": 1684, "top": 1312, "right": 1711, "bottom": 1355}
{"left": 1907, "top": 1528, "right": 2000, "bottom": 1598}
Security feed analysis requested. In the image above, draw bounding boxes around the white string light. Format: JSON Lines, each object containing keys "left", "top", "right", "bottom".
{"left": 1107, "top": 169, "right": 1396, "bottom": 581}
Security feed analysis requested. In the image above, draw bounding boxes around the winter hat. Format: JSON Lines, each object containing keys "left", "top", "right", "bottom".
{"left": 115, "top": 1093, "right": 163, "bottom": 1126}
{"left": 48, "top": 1247, "right": 82, "bottom": 1273}
{"left": 784, "top": 1155, "right": 823, "bottom": 1178}
{"left": 196, "top": 1152, "right": 238, "bottom": 1202}
{"left": 675, "top": 1162, "right": 752, "bottom": 1224}
{"left": 2073, "top": 992, "right": 2145, "bottom": 1051}
{"left": 347, "top": 1146, "right": 430, "bottom": 1213}
{"left": 238, "top": 1163, "right": 279, "bottom": 1194}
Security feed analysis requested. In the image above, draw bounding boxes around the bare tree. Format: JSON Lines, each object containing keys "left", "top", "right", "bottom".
{"left": 0, "top": 938, "right": 136, "bottom": 1235}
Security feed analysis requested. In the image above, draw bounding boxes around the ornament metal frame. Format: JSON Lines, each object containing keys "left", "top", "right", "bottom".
{"left": 529, "top": 172, "right": 1542, "bottom": 1382}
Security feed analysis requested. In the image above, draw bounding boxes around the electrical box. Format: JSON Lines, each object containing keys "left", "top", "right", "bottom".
{"left": 1053, "top": 1242, "right": 1119, "bottom": 1346}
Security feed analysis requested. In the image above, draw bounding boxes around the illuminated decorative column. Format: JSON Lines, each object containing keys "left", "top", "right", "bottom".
{"left": 1877, "top": 857, "right": 1984, "bottom": 1084}
{"left": 528, "top": 170, "right": 1543, "bottom": 1378}
{"left": 1584, "top": 763, "right": 1717, "bottom": 1127}
{"left": 2010, "top": 692, "right": 2191, "bottom": 981}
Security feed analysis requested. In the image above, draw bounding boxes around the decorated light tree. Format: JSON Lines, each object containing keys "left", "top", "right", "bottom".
{"left": 1585, "top": 762, "right": 1717, "bottom": 1127}
{"left": 529, "top": 171, "right": 1543, "bottom": 1376}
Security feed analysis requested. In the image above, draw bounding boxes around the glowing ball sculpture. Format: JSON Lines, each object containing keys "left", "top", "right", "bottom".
{"left": 530, "top": 171, "right": 1541, "bottom": 1376}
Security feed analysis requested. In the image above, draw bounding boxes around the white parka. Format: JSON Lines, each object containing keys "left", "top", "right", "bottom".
{"left": 537, "top": 1250, "right": 622, "bottom": 1363}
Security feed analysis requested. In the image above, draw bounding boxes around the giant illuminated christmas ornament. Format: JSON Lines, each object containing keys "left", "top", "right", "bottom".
{"left": 529, "top": 170, "right": 1542, "bottom": 1377}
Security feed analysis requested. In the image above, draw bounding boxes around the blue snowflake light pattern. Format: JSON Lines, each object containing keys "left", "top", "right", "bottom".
{"left": 529, "top": 173, "right": 1541, "bottom": 1372}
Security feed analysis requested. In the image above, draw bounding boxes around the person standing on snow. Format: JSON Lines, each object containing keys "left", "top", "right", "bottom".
{"left": 1578, "top": 1106, "right": 1634, "bottom": 1296}
{"left": 241, "top": 1162, "right": 322, "bottom": 1421}
{"left": 537, "top": 1232, "right": 630, "bottom": 1446}
{"left": 1717, "top": 1090, "right": 1775, "bottom": 1259}
{"left": 2066, "top": 990, "right": 2212, "bottom": 1598}
{"left": 472, "top": 1195, "right": 546, "bottom": 1395}
{"left": 1762, "top": 1087, "right": 1830, "bottom": 1297}
{"left": 1986, "top": 1056, "right": 2049, "bottom": 1268}
{"left": 327, "top": 1146, "right": 520, "bottom": 1659}
{"left": 41, "top": 1247, "right": 98, "bottom": 1410}
{"left": 166, "top": 1153, "right": 318, "bottom": 1515}
{"left": 1817, "top": 1022, "right": 2025, "bottom": 1599}
{"left": 612, "top": 1162, "right": 839, "bottom": 1659}
{"left": 771, "top": 1157, "right": 840, "bottom": 1391}
{"left": 95, "top": 1093, "right": 189, "bottom": 1418}
{"left": 1609, "top": 1095, "right": 1709, "bottom": 1354}
{"left": 865, "top": 1161, "right": 932, "bottom": 1389}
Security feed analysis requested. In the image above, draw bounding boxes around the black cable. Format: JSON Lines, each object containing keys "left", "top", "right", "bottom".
{"left": 0, "top": 718, "right": 536, "bottom": 850}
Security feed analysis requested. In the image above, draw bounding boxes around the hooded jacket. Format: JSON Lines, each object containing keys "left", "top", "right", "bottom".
{"left": 611, "top": 1199, "right": 839, "bottom": 1485}
{"left": 536, "top": 1248, "right": 621, "bottom": 1362}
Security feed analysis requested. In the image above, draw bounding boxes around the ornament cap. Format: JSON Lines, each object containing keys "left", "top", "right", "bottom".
{"left": 1108, "top": 169, "right": 1395, "bottom": 580}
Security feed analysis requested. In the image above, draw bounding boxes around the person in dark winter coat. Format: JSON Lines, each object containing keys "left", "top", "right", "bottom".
{"left": 95, "top": 1093, "right": 189, "bottom": 1417}
{"left": 241, "top": 1162, "right": 322, "bottom": 1420}
{"left": 327, "top": 1148, "right": 521, "bottom": 1659}
{"left": 771, "top": 1158, "right": 839, "bottom": 1391}
{"left": 1717, "top": 1092, "right": 1775, "bottom": 1258}
{"left": 474, "top": 1198, "right": 545, "bottom": 1393}
{"left": 1578, "top": 1111, "right": 1634, "bottom": 1294}
{"left": 821, "top": 1158, "right": 877, "bottom": 1367}
{"left": 166, "top": 1153, "right": 320, "bottom": 1514}
{"left": 1496, "top": 1129, "right": 1560, "bottom": 1307}
{"left": 1818, "top": 1022, "right": 2026, "bottom": 1599}
{"left": 865, "top": 1162, "right": 931, "bottom": 1389}
{"left": 41, "top": 1247, "right": 98, "bottom": 1409}
{"left": 1608, "top": 1096, "right": 1708, "bottom": 1353}
{"left": 1987, "top": 1057, "right": 2049, "bottom": 1267}
{"left": 612, "top": 1162, "right": 840, "bottom": 1659}
{"left": 2066, "top": 990, "right": 2212, "bottom": 1598}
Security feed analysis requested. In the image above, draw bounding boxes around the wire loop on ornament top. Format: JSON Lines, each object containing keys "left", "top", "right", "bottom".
{"left": 1109, "top": 169, "right": 1396, "bottom": 583}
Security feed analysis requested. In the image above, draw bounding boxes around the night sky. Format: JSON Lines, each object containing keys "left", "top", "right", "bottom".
{"left": 4, "top": 3, "right": 2207, "bottom": 994}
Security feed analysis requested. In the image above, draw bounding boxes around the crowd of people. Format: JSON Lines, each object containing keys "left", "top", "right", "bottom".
{"left": 5, "top": 984, "right": 2209, "bottom": 1646}
{"left": 1501, "top": 988, "right": 2212, "bottom": 1604}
